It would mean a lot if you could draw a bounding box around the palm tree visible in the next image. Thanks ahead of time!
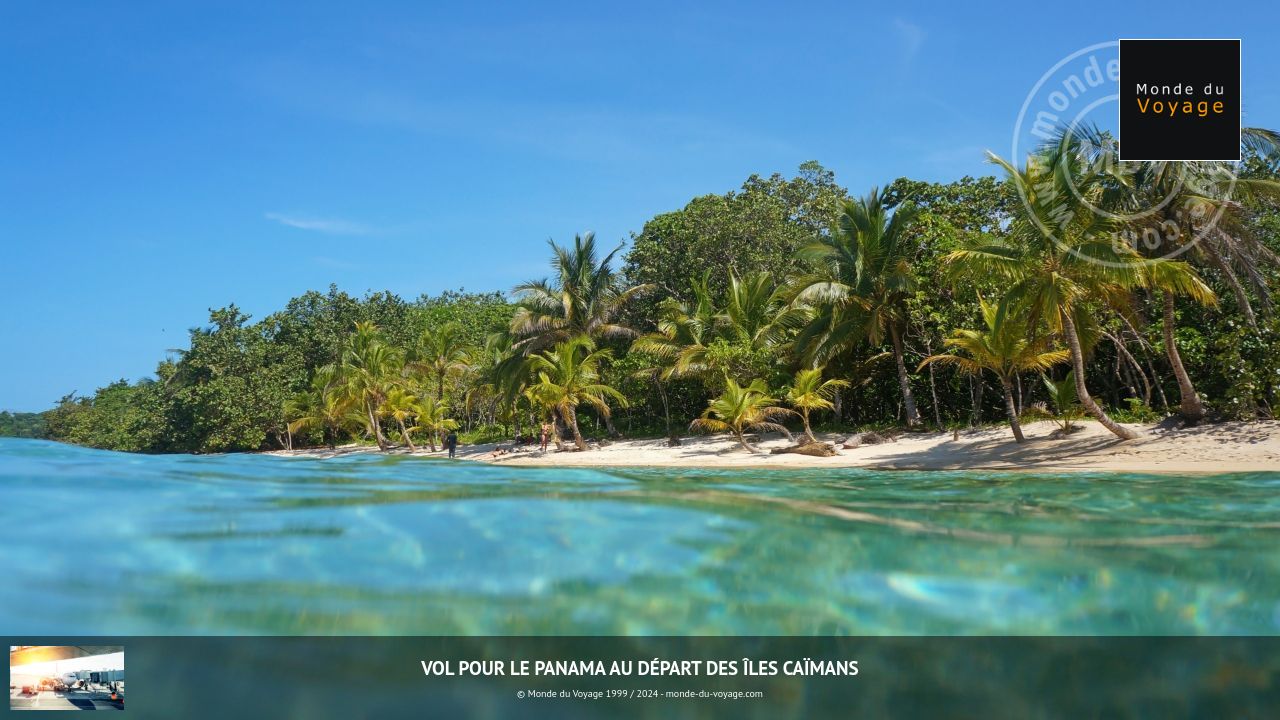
[721,271,809,349]
[510,232,650,352]
[1057,125,1231,422]
[526,336,628,451]
[947,146,1148,440]
[793,188,924,425]
[632,270,720,380]
[785,368,849,443]
[1144,260,1217,422]
[635,269,806,387]
[690,378,796,453]
[339,321,403,451]
[480,330,539,440]
[414,397,458,453]
[919,297,1069,442]
[381,387,422,451]
[409,322,473,403]
[1042,371,1084,432]
[511,232,648,438]
[284,364,357,449]
[1110,127,1280,329]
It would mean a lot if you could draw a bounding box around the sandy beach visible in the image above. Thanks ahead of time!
[268,419,1280,473]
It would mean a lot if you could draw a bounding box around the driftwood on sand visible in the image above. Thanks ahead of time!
[841,431,897,449]
[771,442,839,457]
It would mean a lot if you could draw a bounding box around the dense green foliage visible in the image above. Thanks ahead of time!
[31,148,1280,453]
[0,411,46,438]
[39,286,514,453]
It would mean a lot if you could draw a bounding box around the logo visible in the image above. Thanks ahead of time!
[1119,39,1241,161]
[1011,41,1240,266]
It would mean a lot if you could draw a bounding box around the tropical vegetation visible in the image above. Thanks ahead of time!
[13,136,1280,453]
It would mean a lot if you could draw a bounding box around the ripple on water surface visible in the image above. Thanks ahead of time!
[1,438,1278,635]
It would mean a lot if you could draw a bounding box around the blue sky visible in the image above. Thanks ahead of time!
[3,1,1279,411]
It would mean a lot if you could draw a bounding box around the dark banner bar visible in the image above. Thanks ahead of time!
[6,637,1279,718]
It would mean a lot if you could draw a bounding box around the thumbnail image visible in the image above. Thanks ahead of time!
[9,646,124,712]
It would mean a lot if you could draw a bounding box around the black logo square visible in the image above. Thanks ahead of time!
[1119,39,1240,161]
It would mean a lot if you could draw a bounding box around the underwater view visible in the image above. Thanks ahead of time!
[2,438,1278,636]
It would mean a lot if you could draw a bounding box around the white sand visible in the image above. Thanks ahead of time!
[267,419,1280,473]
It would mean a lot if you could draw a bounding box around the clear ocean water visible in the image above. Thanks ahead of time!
[2,438,1277,635]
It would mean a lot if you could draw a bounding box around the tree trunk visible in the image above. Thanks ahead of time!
[775,424,794,443]
[1143,352,1171,410]
[969,374,983,427]
[1061,311,1142,440]
[1202,236,1258,329]
[1001,378,1025,443]
[604,413,621,439]
[436,369,447,447]
[802,409,816,444]
[1109,352,1123,407]
[1108,332,1152,405]
[368,402,390,451]
[564,405,588,451]
[550,409,567,451]
[1117,313,1168,408]
[657,379,673,439]
[736,429,760,453]
[926,343,944,431]
[1163,291,1206,423]
[889,323,921,426]
[396,418,417,452]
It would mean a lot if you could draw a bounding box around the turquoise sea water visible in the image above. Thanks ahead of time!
[1,437,1278,635]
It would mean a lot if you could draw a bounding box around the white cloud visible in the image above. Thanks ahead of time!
[265,212,372,235]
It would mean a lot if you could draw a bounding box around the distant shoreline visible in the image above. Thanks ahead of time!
[264,419,1280,474]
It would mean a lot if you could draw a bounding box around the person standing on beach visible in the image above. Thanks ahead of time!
[540,422,551,451]
[446,429,458,459]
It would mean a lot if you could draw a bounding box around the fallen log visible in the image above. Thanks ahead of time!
[771,442,839,457]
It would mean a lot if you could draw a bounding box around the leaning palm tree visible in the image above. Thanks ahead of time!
[1108,126,1280,329]
[1053,124,1230,422]
[946,146,1148,440]
[526,336,629,451]
[510,232,650,352]
[381,386,422,451]
[785,368,850,443]
[793,188,924,425]
[1144,259,1218,422]
[919,297,1069,442]
[338,321,403,451]
[690,378,796,453]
